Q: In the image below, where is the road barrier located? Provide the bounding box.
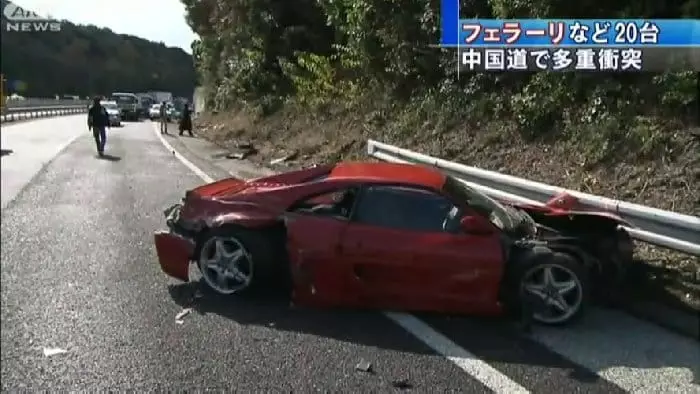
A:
[4,98,90,108]
[1,105,88,123]
[367,139,700,256]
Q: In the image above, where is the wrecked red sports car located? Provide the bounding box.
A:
[153,162,634,325]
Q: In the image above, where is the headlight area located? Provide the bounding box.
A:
[164,204,202,237]
[177,218,203,233]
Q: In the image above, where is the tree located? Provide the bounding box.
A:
[1,0,196,97]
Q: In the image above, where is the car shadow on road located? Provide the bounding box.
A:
[624,258,699,315]
[167,280,435,356]
[164,280,696,388]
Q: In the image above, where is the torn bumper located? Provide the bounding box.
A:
[153,204,195,281]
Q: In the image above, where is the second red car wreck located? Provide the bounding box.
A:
[154,162,635,326]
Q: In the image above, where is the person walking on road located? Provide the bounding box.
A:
[87,96,110,156]
[159,101,168,134]
[178,103,193,136]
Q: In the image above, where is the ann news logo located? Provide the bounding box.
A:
[3,2,60,32]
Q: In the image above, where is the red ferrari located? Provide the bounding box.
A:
[154,162,634,326]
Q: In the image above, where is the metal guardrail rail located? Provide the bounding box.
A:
[1,105,87,123]
[3,98,90,108]
[367,139,700,256]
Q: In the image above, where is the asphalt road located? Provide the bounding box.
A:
[1,117,698,392]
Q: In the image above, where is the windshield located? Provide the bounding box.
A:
[442,175,518,231]
[102,103,118,110]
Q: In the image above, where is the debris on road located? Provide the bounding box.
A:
[270,151,298,165]
[355,359,373,373]
[226,146,257,160]
[43,347,67,357]
[226,152,248,159]
[223,141,258,160]
[175,308,192,324]
[391,379,413,390]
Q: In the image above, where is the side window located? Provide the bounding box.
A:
[288,187,358,219]
[353,186,459,232]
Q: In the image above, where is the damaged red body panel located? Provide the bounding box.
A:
[152,161,633,318]
[510,191,632,227]
[153,230,194,281]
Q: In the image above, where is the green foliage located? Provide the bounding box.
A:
[280,52,361,109]
[184,0,699,158]
[1,1,196,97]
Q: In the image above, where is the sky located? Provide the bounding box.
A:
[12,0,199,53]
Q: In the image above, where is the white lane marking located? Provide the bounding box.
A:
[152,124,213,183]
[386,312,529,393]
[150,122,531,393]
[529,308,700,393]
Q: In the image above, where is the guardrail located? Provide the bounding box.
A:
[4,98,90,108]
[367,139,700,256]
[1,105,87,123]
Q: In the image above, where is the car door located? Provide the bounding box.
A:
[284,187,359,306]
[340,185,504,313]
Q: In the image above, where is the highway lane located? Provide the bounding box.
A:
[0,117,698,392]
[0,114,88,209]
[0,120,488,391]
[160,124,700,393]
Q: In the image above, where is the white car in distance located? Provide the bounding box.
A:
[149,104,162,120]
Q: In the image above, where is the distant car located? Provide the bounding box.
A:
[111,92,141,121]
[137,95,155,116]
[166,105,181,121]
[153,162,635,327]
[149,104,161,120]
[100,100,122,127]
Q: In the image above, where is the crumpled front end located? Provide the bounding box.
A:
[153,204,196,281]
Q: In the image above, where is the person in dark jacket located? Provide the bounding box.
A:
[159,101,168,134]
[178,103,193,136]
[87,96,110,156]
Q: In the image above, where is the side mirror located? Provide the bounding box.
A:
[460,216,494,235]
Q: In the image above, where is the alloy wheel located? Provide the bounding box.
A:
[521,263,583,324]
[198,236,253,294]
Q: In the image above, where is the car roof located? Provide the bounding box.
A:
[328,161,446,190]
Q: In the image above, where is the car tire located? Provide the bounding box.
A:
[510,247,590,326]
[195,225,282,296]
